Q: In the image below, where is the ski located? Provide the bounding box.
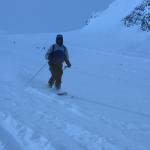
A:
[57,92,68,96]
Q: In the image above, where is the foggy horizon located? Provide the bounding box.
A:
[0,0,113,34]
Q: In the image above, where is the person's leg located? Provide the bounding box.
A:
[55,65,63,90]
[48,64,56,87]
[48,77,55,87]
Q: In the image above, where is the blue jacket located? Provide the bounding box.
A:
[45,44,71,66]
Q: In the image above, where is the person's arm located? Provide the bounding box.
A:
[45,45,53,60]
[64,47,71,67]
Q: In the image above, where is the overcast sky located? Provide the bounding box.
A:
[0,0,113,34]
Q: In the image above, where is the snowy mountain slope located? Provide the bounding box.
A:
[80,0,150,59]
[0,32,150,150]
[84,0,143,30]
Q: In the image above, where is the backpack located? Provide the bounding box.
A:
[50,44,67,65]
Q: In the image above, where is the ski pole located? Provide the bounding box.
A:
[24,63,47,87]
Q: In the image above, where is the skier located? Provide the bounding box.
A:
[45,34,71,93]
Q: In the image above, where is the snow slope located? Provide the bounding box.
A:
[85,0,144,30]
[80,0,150,58]
[0,32,150,150]
[0,0,150,150]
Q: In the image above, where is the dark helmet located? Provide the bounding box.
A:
[56,34,63,46]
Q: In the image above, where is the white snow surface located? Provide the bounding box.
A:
[0,0,150,150]
[0,141,4,150]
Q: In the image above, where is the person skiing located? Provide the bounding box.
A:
[45,34,71,92]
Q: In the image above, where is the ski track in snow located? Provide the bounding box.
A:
[23,87,119,150]
[0,112,55,150]
[0,124,22,150]
[0,64,150,150]
[1,83,147,150]
[0,62,150,150]
[26,86,150,150]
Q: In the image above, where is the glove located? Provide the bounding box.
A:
[67,64,71,68]
[65,59,71,68]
